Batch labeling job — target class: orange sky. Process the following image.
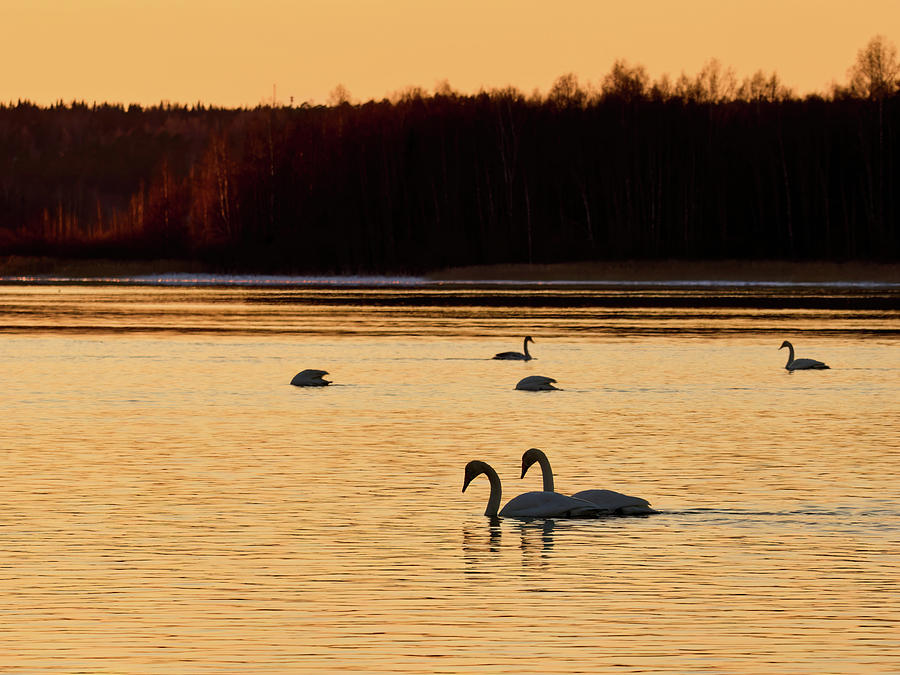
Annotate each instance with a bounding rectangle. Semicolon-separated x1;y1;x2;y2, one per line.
2;0;897;107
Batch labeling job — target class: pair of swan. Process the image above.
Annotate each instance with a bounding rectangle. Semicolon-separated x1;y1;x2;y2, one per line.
463;448;656;518
493;338;558;390
494;337;830;372
291;367;560;392
779;340;829;370
290;369;331;386
463;461;606;518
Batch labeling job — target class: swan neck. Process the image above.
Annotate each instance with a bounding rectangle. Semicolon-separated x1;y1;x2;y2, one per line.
523;338;530;358
538;454;554;492
483;465;502;517
785;343;794;368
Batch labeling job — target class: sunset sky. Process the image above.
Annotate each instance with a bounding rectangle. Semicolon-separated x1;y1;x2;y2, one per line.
2;0;897;107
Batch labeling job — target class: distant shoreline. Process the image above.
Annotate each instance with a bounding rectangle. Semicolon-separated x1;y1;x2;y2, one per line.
2;256;897;285
428;260;900;284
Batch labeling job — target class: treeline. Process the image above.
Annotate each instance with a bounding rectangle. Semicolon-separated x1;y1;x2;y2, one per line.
1;43;898;273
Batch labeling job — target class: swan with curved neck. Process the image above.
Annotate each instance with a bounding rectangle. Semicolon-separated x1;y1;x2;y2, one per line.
290;369;331;386
493;336;534;361
779;341;829;370
462;460;606;518
520;448;657;515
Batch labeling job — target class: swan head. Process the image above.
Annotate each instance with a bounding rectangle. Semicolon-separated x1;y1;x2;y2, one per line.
520;448;546;479
779;340;792;350
525;336;534;344
462;460;491;493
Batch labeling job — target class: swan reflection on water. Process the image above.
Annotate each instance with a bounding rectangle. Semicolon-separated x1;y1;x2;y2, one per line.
518;519;557;567
461;518;557;572
461;516;503;555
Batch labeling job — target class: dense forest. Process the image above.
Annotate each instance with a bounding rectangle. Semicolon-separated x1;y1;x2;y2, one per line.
1;38;898;273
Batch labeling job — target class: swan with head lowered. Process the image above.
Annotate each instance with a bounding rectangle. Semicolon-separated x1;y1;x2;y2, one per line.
462;460;608;518
779;341;829;371
515;375;559;391
493;336;534;360
521;448;657;515
290;369;331;386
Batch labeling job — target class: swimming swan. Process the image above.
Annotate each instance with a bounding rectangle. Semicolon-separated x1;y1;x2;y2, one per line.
515;375;559;391
462;460;607;518
290;369;331;386
779;341;829;370
521;448;657;515
493;336;534;360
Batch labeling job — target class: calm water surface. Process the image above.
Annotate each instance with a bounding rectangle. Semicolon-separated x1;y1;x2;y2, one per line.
1;284;898;673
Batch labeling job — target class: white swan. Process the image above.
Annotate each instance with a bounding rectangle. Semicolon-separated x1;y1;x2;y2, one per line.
521;448;657;515
515;375;559;391
290;369;331;386
493;336;534;360
779;340;829;370
462;460;608;518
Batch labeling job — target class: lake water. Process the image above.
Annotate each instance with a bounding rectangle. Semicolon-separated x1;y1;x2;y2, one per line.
1;281;898;673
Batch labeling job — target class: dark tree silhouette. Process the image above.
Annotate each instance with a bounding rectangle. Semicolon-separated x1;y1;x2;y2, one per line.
1;38;898;272
848;35;899;100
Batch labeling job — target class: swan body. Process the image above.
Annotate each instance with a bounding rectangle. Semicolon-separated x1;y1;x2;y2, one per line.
493;336;534;360
462;460;607;518
521;448;657;515
779;341;829;370
515;375;559;391
290;369;331;386
569;489;655;515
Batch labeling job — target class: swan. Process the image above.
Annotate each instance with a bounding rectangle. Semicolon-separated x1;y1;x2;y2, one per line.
493;336;534;360
521;448;657;515
515;375;559;391
290;369;331;386
779;341;829;370
462;460;608;518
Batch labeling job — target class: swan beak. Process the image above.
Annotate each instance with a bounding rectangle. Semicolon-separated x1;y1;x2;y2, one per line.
462;460;485;493
520;449;538;478
520;457;533;479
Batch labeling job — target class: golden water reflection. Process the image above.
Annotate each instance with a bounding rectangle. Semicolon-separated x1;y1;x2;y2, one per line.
0;285;897;672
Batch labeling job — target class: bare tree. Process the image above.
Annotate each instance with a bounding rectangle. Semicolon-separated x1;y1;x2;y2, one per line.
694;58;737;103
433;79;456;98
846;36;898;244
673;71;700;102
327;84;352;107
848;35;899;99
737;70;792;102
547;73;586;108
649;73;673;101
601;59;649;103
391;85;427;104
